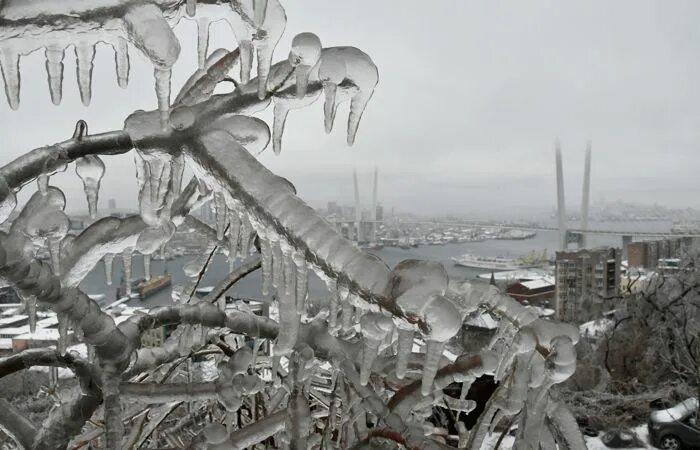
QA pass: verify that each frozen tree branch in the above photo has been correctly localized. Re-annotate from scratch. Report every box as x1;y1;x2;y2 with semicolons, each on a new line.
0;398;37;450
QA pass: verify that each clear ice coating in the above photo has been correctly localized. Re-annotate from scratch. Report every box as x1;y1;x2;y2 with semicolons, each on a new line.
288;32;322;98
0;2;588;448
318;47;379;145
75;155;106;219
359;313;394;385
228;0;287;99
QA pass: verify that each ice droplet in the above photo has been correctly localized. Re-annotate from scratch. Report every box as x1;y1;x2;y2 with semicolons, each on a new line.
288;33;321;98
0;48;20;110
75;42;96;106
75;155;106;219
45;45;65;105
318;47;378;145
104;254;114;286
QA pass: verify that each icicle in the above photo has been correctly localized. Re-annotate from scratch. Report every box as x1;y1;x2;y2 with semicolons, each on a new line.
103;254;114;286
37;174;49;196
75;155;106;219
227;211;241;261
275;287;300;358
49;367;58;389
45;45;65;105
283;248;296;299
395;328;414;379
57;314;69;354
272;240;284;291
293;252;308;313
318;48;379;145
214;192;228;241
154;67;172;128
260;237;273;296
239;40;254;84
114;38;130;88
88;345;95;364
75;42;95;106
328;283;341;329
26;296;37;334
0;48;20;110
186;0;197;16
272;103;290;155
341;301;353;332
122;249;133;296
143;254;151;280
421;340;445;396
197;19;210;69
288;33;321;98
254;0;269;27
359;313;394;386
238;215;253;258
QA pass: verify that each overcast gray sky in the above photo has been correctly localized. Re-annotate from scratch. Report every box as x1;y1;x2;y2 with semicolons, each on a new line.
1;1;699;217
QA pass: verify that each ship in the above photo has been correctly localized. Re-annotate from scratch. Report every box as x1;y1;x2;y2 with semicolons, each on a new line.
136;274;172;299
452;250;547;271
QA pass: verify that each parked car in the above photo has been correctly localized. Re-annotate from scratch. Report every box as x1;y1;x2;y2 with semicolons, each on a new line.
648;397;700;449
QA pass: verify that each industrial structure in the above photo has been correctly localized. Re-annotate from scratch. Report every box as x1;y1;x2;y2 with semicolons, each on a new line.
555;140;592;250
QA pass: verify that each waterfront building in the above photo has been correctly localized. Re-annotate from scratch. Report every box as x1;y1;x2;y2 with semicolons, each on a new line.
627;237;692;269
555;247;621;323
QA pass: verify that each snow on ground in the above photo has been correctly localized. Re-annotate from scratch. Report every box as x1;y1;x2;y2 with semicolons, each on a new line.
481;425;659;449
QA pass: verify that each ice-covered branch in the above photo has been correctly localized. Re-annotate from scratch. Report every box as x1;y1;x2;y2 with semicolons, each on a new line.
0;348;99;394
0;398;36;449
202;255;262;303
0;242;133;371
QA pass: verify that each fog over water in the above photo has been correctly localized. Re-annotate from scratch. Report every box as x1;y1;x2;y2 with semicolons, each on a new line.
1;2;699;217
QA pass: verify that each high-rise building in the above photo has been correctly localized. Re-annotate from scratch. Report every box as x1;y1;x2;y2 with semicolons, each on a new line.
555;247;621;323
627;237;692;269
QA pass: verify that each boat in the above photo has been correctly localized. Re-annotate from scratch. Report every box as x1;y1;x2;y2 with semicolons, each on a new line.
136;274;172;299
453;250;547;271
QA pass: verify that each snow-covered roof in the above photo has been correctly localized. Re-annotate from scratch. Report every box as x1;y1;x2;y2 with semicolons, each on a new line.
0;314;27;326
465;313;499;330
650;398;698;424
477;268;552;282
520;278;554;290
15;328;62;340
